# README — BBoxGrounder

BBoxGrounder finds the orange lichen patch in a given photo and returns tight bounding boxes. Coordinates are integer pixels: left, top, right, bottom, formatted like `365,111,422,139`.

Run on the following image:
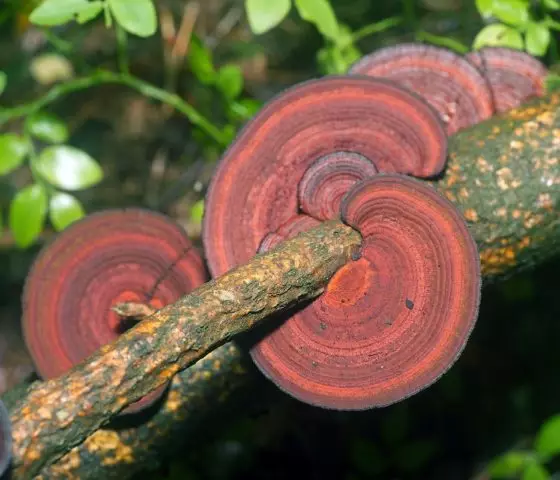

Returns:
496,167,521,190
84,430,135,466
464,209,479,222
510,140,524,150
479,237,532,275
459,188,470,199
512,209,522,219
37,448,81,480
536,193,554,210
164,389,182,413
495,207,507,217
536,110,555,125
476,157,493,173
524,213,544,229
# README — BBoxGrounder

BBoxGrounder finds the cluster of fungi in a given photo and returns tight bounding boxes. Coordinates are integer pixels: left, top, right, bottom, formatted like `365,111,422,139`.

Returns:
18,44,548,419
202,44,547,409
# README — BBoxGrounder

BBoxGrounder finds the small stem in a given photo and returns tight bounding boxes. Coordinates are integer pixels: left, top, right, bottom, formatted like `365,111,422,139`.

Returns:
115,25,130,75
0,71,228,146
350,16,403,44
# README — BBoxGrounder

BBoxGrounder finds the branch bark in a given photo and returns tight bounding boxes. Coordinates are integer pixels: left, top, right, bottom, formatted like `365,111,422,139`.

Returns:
3,93,559,479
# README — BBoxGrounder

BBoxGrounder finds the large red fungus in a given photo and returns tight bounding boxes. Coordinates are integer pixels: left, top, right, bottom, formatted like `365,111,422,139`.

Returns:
298,152,378,220
22,209,207,415
251,174,481,409
0,400,11,477
466,47,548,113
203,76,447,277
349,43,494,134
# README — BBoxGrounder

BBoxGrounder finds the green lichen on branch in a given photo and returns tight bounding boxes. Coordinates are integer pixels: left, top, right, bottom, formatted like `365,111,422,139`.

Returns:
433,93,560,278
9,220,361,479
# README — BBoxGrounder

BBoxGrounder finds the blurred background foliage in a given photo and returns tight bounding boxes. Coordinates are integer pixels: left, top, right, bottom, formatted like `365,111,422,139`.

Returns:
0,0,559,479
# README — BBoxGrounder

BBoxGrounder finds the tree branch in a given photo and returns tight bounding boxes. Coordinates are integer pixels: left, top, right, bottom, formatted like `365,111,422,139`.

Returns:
3,92,559,480
9,221,361,479
0,70,228,146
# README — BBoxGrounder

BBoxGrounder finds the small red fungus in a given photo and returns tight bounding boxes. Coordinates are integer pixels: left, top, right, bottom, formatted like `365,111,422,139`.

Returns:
251,174,481,409
0,400,11,477
466,47,548,113
22,209,207,415
298,152,378,221
203,76,447,277
349,43,494,134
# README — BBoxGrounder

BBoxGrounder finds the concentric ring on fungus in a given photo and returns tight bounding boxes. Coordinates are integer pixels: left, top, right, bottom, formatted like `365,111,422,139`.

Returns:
349,43,494,134
251,174,481,409
0,400,11,477
298,152,378,221
203,76,447,277
22,209,207,415
466,47,548,113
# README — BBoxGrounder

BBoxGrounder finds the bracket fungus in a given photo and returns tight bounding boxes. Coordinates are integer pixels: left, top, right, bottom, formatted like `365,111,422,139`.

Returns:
349,43,494,134
251,175,481,409
466,47,548,113
0,400,11,477
203,75,447,277
298,152,378,221
22,209,207,414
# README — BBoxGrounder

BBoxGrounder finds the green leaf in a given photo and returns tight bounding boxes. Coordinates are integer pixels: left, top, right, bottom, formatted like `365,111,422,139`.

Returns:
245,0,291,35
543,0,560,10
190,199,204,225
108,0,157,37
535,414,560,459
473,23,524,50
522,461,550,480
0,134,28,175
294,0,340,41
0,71,6,96
525,22,551,56
30,0,104,26
49,192,85,231
25,112,69,144
476,0,494,17
76,2,104,23
228,98,262,121
188,36,216,85
9,184,47,248
487,451,530,478
215,65,244,100
35,145,103,191
492,0,530,27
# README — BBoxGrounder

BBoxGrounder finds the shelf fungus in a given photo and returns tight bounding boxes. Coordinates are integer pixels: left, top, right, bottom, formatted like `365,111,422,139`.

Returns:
349,43,494,134
252,175,481,409
466,47,548,113
203,76,447,277
298,152,378,221
0,400,11,477
22,209,207,415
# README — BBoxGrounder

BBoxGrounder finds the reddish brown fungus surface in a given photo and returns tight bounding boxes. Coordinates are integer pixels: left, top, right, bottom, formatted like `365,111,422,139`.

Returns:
251,175,481,409
0,400,11,477
22,209,207,414
466,47,548,113
298,152,378,220
349,43,494,134
203,76,447,277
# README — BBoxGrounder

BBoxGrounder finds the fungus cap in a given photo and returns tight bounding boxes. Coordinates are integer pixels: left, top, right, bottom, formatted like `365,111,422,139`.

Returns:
298,152,378,221
349,43,494,134
251,174,481,409
22,209,207,414
466,47,548,113
203,76,447,277
0,400,11,477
